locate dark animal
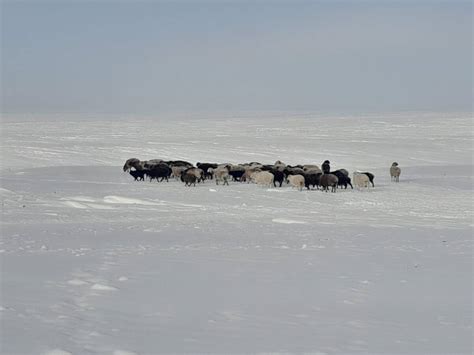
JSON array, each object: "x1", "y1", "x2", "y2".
[
  {"x1": 331, "y1": 170, "x2": 353, "y2": 189},
  {"x1": 287, "y1": 164, "x2": 304, "y2": 169},
  {"x1": 320, "y1": 173, "x2": 338, "y2": 192},
  {"x1": 196, "y1": 163, "x2": 218, "y2": 179},
  {"x1": 322, "y1": 160, "x2": 331, "y2": 174},
  {"x1": 304, "y1": 172, "x2": 322, "y2": 190},
  {"x1": 229, "y1": 170, "x2": 245, "y2": 181},
  {"x1": 144, "y1": 160, "x2": 167, "y2": 170},
  {"x1": 182, "y1": 173, "x2": 197, "y2": 187},
  {"x1": 147, "y1": 164, "x2": 172, "y2": 182},
  {"x1": 129, "y1": 169, "x2": 145, "y2": 181},
  {"x1": 123, "y1": 158, "x2": 141, "y2": 172},
  {"x1": 260, "y1": 165, "x2": 274, "y2": 171},
  {"x1": 270, "y1": 170, "x2": 285, "y2": 187},
  {"x1": 183, "y1": 167, "x2": 205, "y2": 183},
  {"x1": 165, "y1": 160, "x2": 193, "y2": 167}
]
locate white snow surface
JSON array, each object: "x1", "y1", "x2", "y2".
[{"x1": 1, "y1": 112, "x2": 472, "y2": 354}]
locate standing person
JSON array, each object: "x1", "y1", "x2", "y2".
[{"x1": 322, "y1": 160, "x2": 331, "y2": 174}]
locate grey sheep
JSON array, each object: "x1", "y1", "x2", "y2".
[
  {"x1": 390, "y1": 162, "x2": 401, "y2": 182},
  {"x1": 320, "y1": 173, "x2": 338, "y2": 193}
]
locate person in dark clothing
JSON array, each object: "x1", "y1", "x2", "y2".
[{"x1": 322, "y1": 160, "x2": 331, "y2": 174}]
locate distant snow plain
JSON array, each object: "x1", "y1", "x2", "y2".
[{"x1": 1, "y1": 112, "x2": 472, "y2": 354}]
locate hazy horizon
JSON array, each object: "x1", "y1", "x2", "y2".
[{"x1": 2, "y1": 0, "x2": 472, "y2": 115}]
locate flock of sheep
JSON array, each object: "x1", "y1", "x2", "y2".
[{"x1": 123, "y1": 158, "x2": 402, "y2": 192}]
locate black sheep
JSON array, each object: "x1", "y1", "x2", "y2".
[
  {"x1": 331, "y1": 170, "x2": 353, "y2": 189},
  {"x1": 196, "y1": 163, "x2": 218, "y2": 180},
  {"x1": 165, "y1": 160, "x2": 193, "y2": 167},
  {"x1": 270, "y1": 170, "x2": 285, "y2": 187},
  {"x1": 147, "y1": 164, "x2": 172, "y2": 182},
  {"x1": 260, "y1": 165, "x2": 274, "y2": 171},
  {"x1": 322, "y1": 160, "x2": 331, "y2": 174},
  {"x1": 304, "y1": 172, "x2": 322, "y2": 190},
  {"x1": 129, "y1": 169, "x2": 145, "y2": 181},
  {"x1": 229, "y1": 170, "x2": 245, "y2": 181}
]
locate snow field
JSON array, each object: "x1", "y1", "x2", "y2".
[{"x1": 1, "y1": 112, "x2": 472, "y2": 353}]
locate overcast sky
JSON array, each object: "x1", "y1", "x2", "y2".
[{"x1": 1, "y1": 0, "x2": 472, "y2": 114}]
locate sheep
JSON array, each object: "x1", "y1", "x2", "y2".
[
  {"x1": 273, "y1": 160, "x2": 286, "y2": 172},
  {"x1": 147, "y1": 164, "x2": 172, "y2": 182},
  {"x1": 171, "y1": 166, "x2": 187, "y2": 180},
  {"x1": 304, "y1": 172, "x2": 322, "y2": 190},
  {"x1": 320, "y1": 173, "x2": 338, "y2": 192},
  {"x1": 196, "y1": 162, "x2": 218, "y2": 179},
  {"x1": 229, "y1": 168, "x2": 246, "y2": 182},
  {"x1": 142, "y1": 159, "x2": 167, "y2": 170},
  {"x1": 303, "y1": 165, "x2": 322, "y2": 174},
  {"x1": 129, "y1": 169, "x2": 145, "y2": 181},
  {"x1": 287, "y1": 174, "x2": 305, "y2": 191},
  {"x1": 284, "y1": 167, "x2": 305, "y2": 182},
  {"x1": 242, "y1": 167, "x2": 262, "y2": 182},
  {"x1": 330, "y1": 170, "x2": 353, "y2": 189},
  {"x1": 182, "y1": 173, "x2": 197, "y2": 187},
  {"x1": 250, "y1": 171, "x2": 274, "y2": 187},
  {"x1": 123, "y1": 158, "x2": 141, "y2": 172},
  {"x1": 183, "y1": 167, "x2": 205, "y2": 183},
  {"x1": 145, "y1": 159, "x2": 164, "y2": 165},
  {"x1": 214, "y1": 166, "x2": 231, "y2": 185},
  {"x1": 259, "y1": 164, "x2": 275, "y2": 171},
  {"x1": 353, "y1": 172, "x2": 370, "y2": 189},
  {"x1": 322, "y1": 160, "x2": 331, "y2": 174},
  {"x1": 390, "y1": 162, "x2": 401, "y2": 182},
  {"x1": 269, "y1": 169, "x2": 285, "y2": 187},
  {"x1": 338, "y1": 168, "x2": 349, "y2": 177},
  {"x1": 165, "y1": 160, "x2": 193, "y2": 167},
  {"x1": 359, "y1": 171, "x2": 375, "y2": 187},
  {"x1": 137, "y1": 161, "x2": 148, "y2": 170}
]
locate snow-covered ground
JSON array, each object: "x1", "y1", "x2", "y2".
[{"x1": 1, "y1": 112, "x2": 472, "y2": 354}]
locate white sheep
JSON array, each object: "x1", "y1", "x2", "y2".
[
  {"x1": 390, "y1": 162, "x2": 401, "y2": 182},
  {"x1": 353, "y1": 172, "x2": 370, "y2": 189},
  {"x1": 287, "y1": 174, "x2": 305, "y2": 191},
  {"x1": 250, "y1": 171, "x2": 274, "y2": 187},
  {"x1": 242, "y1": 167, "x2": 262, "y2": 182}
]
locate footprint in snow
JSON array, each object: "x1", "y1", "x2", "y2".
[
  {"x1": 67, "y1": 279, "x2": 89, "y2": 286},
  {"x1": 272, "y1": 218, "x2": 307, "y2": 224},
  {"x1": 42, "y1": 350, "x2": 72, "y2": 355},
  {"x1": 90, "y1": 283, "x2": 118, "y2": 291},
  {"x1": 113, "y1": 350, "x2": 138, "y2": 355}
]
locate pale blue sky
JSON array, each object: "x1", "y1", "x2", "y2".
[{"x1": 1, "y1": 0, "x2": 472, "y2": 114}]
